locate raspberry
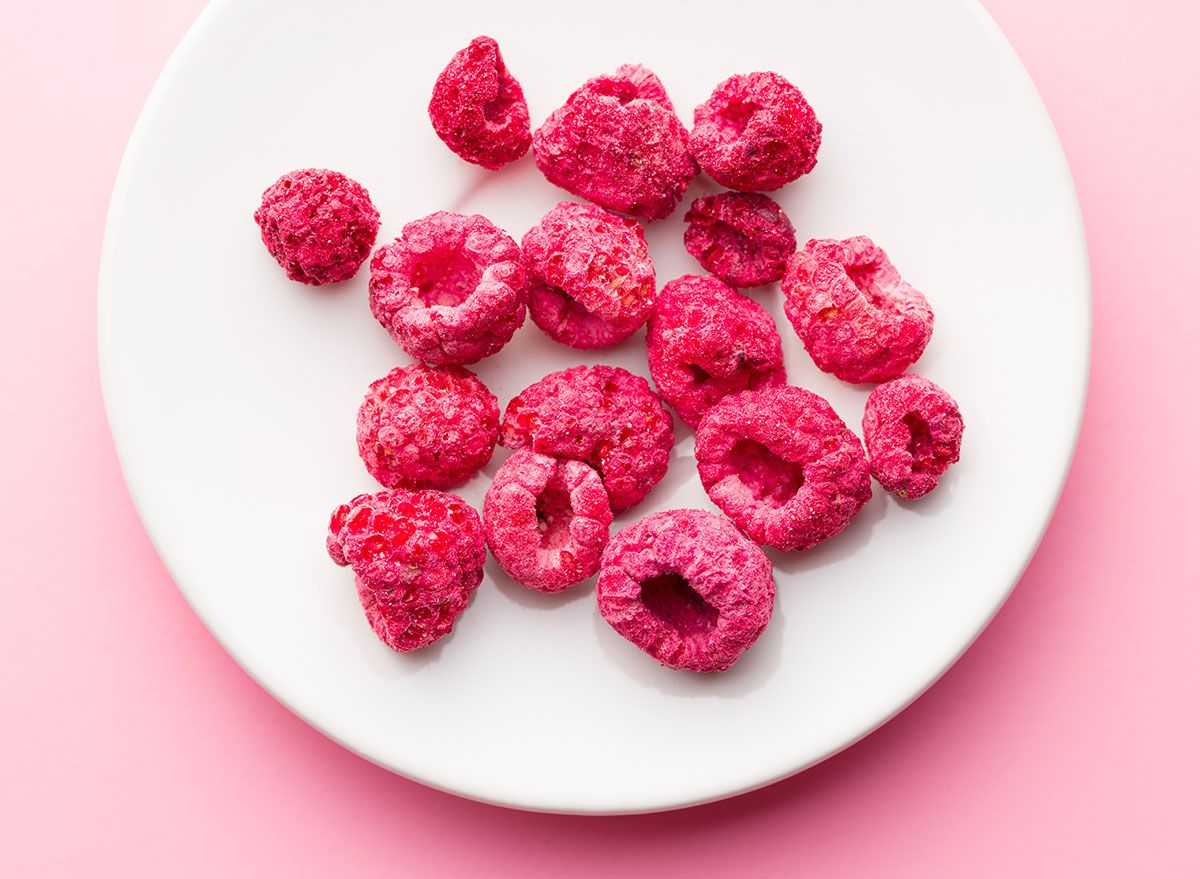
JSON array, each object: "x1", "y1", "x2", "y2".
[
  {"x1": 369, "y1": 211, "x2": 527, "y2": 366},
  {"x1": 695, "y1": 386, "x2": 871, "y2": 551},
  {"x1": 483, "y1": 449, "x2": 613, "y2": 593},
  {"x1": 327, "y1": 488, "x2": 485, "y2": 653},
  {"x1": 646, "y1": 274, "x2": 786, "y2": 429},
  {"x1": 428, "y1": 36, "x2": 531, "y2": 170},
  {"x1": 689, "y1": 72, "x2": 822, "y2": 192},
  {"x1": 254, "y1": 168, "x2": 380, "y2": 285},
  {"x1": 533, "y1": 64, "x2": 698, "y2": 220},
  {"x1": 521, "y1": 201, "x2": 656, "y2": 349},
  {"x1": 596, "y1": 509, "x2": 774, "y2": 673},
  {"x1": 782, "y1": 236, "x2": 934, "y2": 383},
  {"x1": 500, "y1": 365, "x2": 674, "y2": 513},
  {"x1": 357, "y1": 363, "x2": 498, "y2": 490},
  {"x1": 683, "y1": 192, "x2": 796, "y2": 287},
  {"x1": 862, "y1": 374, "x2": 964, "y2": 499}
]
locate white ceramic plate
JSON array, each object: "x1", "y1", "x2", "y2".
[{"x1": 99, "y1": 0, "x2": 1089, "y2": 813}]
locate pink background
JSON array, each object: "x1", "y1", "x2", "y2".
[{"x1": 2, "y1": 1, "x2": 1197, "y2": 875}]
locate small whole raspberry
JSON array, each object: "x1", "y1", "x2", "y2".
[
  {"x1": 782, "y1": 236, "x2": 934, "y2": 383},
  {"x1": 428, "y1": 36, "x2": 532, "y2": 170},
  {"x1": 369, "y1": 212, "x2": 527, "y2": 366},
  {"x1": 690, "y1": 72, "x2": 822, "y2": 192},
  {"x1": 533, "y1": 64, "x2": 698, "y2": 220},
  {"x1": 483, "y1": 449, "x2": 613, "y2": 593},
  {"x1": 596, "y1": 509, "x2": 775, "y2": 673},
  {"x1": 683, "y1": 192, "x2": 796, "y2": 287},
  {"x1": 521, "y1": 201, "x2": 656, "y2": 349},
  {"x1": 327, "y1": 489, "x2": 485, "y2": 653},
  {"x1": 862, "y1": 374, "x2": 964, "y2": 499},
  {"x1": 695, "y1": 386, "x2": 872, "y2": 551},
  {"x1": 254, "y1": 168, "x2": 380, "y2": 285},
  {"x1": 646, "y1": 274, "x2": 786, "y2": 429},
  {"x1": 500, "y1": 365, "x2": 674, "y2": 513},
  {"x1": 357, "y1": 363, "x2": 498, "y2": 490}
]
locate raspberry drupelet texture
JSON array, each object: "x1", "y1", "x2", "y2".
[
  {"x1": 500, "y1": 365, "x2": 674, "y2": 513},
  {"x1": 521, "y1": 201, "x2": 656, "y2": 349},
  {"x1": 596, "y1": 509, "x2": 775, "y2": 673},
  {"x1": 533, "y1": 65, "x2": 698, "y2": 220},
  {"x1": 483, "y1": 449, "x2": 613, "y2": 593},
  {"x1": 357, "y1": 363, "x2": 498, "y2": 490},
  {"x1": 782, "y1": 236, "x2": 934, "y2": 384},
  {"x1": 862, "y1": 374, "x2": 964, "y2": 499},
  {"x1": 689, "y1": 72, "x2": 822, "y2": 193},
  {"x1": 695, "y1": 386, "x2": 872, "y2": 551},
  {"x1": 254, "y1": 168, "x2": 380, "y2": 285},
  {"x1": 327, "y1": 489, "x2": 486, "y2": 653},
  {"x1": 428, "y1": 36, "x2": 532, "y2": 170},
  {"x1": 646, "y1": 274, "x2": 786, "y2": 429},
  {"x1": 683, "y1": 192, "x2": 796, "y2": 287},
  {"x1": 369, "y1": 212, "x2": 527, "y2": 366}
]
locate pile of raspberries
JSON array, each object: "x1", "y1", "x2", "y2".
[{"x1": 256, "y1": 36, "x2": 965, "y2": 673}]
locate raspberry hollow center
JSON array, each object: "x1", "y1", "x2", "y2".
[
  {"x1": 640, "y1": 572, "x2": 719, "y2": 636},
  {"x1": 845, "y1": 261, "x2": 888, "y2": 309},
  {"x1": 903, "y1": 411, "x2": 937, "y2": 473},
  {"x1": 412, "y1": 248, "x2": 482, "y2": 307},
  {"x1": 716, "y1": 98, "x2": 761, "y2": 138},
  {"x1": 534, "y1": 475, "x2": 575, "y2": 550},
  {"x1": 729, "y1": 439, "x2": 805, "y2": 508}
]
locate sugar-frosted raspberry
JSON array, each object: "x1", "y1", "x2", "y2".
[
  {"x1": 596, "y1": 509, "x2": 774, "y2": 672},
  {"x1": 357, "y1": 363, "x2": 498, "y2": 490},
  {"x1": 369, "y1": 212, "x2": 526, "y2": 366},
  {"x1": 533, "y1": 64, "x2": 698, "y2": 220},
  {"x1": 428, "y1": 36, "x2": 531, "y2": 170},
  {"x1": 689, "y1": 72, "x2": 822, "y2": 193},
  {"x1": 646, "y1": 274, "x2": 785, "y2": 429},
  {"x1": 862, "y1": 375, "x2": 964, "y2": 499},
  {"x1": 483, "y1": 449, "x2": 612, "y2": 593},
  {"x1": 782, "y1": 236, "x2": 934, "y2": 384},
  {"x1": 500, "y1": 365, "x2": 674, "y2": 513},
  {"x1": 695, "y1": 386, "x2": 871, "y2": 551},
  {"x1": 254, "y1": 168, "x2": 380, "y2": 285},
  {"x1": 683, "y1": 192, "x2": 796, "y2": 287},
  {"x1": 327, "y1": 489, "x2": 485, "y2": 653},
  {"x1": 521, "y1": 201, "x2": 656, "y2": 349}
]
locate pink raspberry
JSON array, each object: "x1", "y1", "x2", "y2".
[
  {"x1": 782, "y1": 236, "x2": 934, "y2": 384},
  {"x1": 500, "y1": 365, "x2": 674, "y2": 513},
  {"x1": 254, "y1": 168, "x2": 380, "y2": 285},
  {"x1": 683, "y1": 192, "x2": 796, "y2": 287},
  {"x1": 521, "y1": 201, "x2": 656, "y2": 349},
  {"x1": 689, "y1": 72, "x2": 822, "y2": 192},
  {"x1": 483, "y1": 449, "x2": 613, "y2": 593},
  {"x1": 369, "y1": 211, "x2": 527, "y2": 366},
  {"x1": 428, "y1": 36, "x2": 532, "y2": 170},
  {"x1": 646, "y1": 274, "x2": 786, "y2": 429},
  {"x1": 327, "y1": 489, "x2": 485, "y2": 653},
  {"x1": 862, "y1": 375, "x2": 964, "y2": 499},
  {"x1": 596, "y1": 509, "x2": 774, "y2": 673},
  {"x1": 533, "y1": 65, "x2": 698, "y2": 220},
  {"x1": 695, "y1": 386, "x2": 871, "y2": 551},
  {"x1": 357, "y1": 363, "x2": 498, "y2": 490}
]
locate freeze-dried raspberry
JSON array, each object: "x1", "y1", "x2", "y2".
[
  {"x1": 428, "y1": 36, "x2": 531, "y2": 170},
  {"x1": 782, "y1": 236, "x2": 934, "y2": 383},
  {"x1": 533, "y1": 64, "x2": 698, "y2": 220},
  {"x1": 521, "y1": 201, "x2": 656, "y2": 349},
  {"x1": 369, "y1": 212, "x2": 526, "y2": 366},
  {"x1": 646, "y1": 274, "x2": 785, "y2": 429},
  {"x1": 596, "y1": 509, "x2": 774, "y2": 672},
  {"x1": 862, "y1": 375, "x2": 964, "y2": 499},
  {"x1": 689, "y1": 72, "x2": 822, "y2": 192},
  {"x1": 483, "y1": 449, "x2": 612, "y2": 593},
  {"x1": 695, "y1": 386, "x2": 871, "y2": 551},
  {"x1": 327, "y1": 488, "x2": 485, "y2": 653},
  {"x1": 683, "y1": 192, "x2": 796, "y2": 287},
  {"x1": 254, "y1": 168, "x2": 380, "y2": 285},
  {"x1": 357, "y1": 363, "x2": 498, "y2": 490},
  {"x1": 500, "y1": 365, "x2": 674, "y2": 513}
]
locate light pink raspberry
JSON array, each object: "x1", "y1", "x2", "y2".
[
  {"x1": 862, "y1": 374, "x2": 964, "y2": 499},
  {"x1": 683, "y1": 192, "x2": 796, "y2": 287}
]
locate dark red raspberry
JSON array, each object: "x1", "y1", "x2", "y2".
[
  {"x1": 683, "y1": 192, "x2": 796, "y2": 287},
  {"x1": 862, "y1": 374, "x2": 964, "y2": 499}
]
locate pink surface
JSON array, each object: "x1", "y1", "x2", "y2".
[{"x1": 1, "y1": 1, "x2": 1196, "y2": 875}]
